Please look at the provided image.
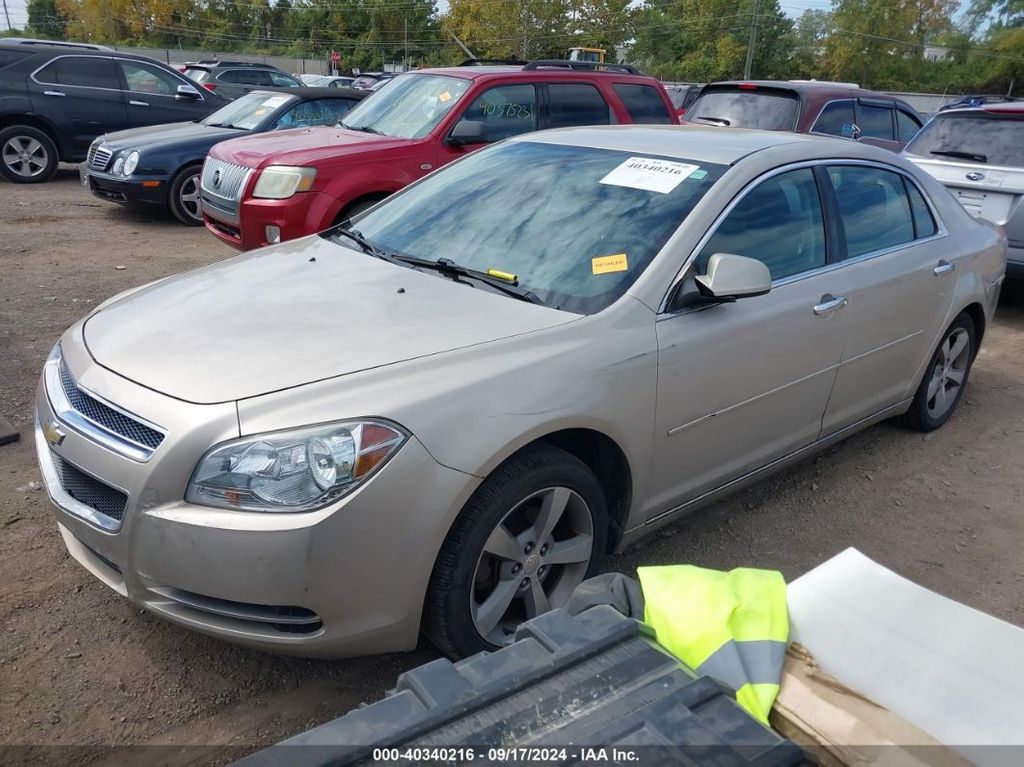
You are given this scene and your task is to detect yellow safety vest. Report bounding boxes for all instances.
[638,564,787,724]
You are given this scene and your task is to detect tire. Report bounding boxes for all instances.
[336,198,382,226]
[0,125,59,184]
[898,312,976,432]
[168,164,203,226]
[423,446,608,659]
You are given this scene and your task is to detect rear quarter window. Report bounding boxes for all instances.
[612,84,673,124]
[687,87,799,130]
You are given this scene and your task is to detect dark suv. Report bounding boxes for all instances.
[183,62,302,100]
[201,60,679,250]
[0,38,226,184]
[684,80,923,151]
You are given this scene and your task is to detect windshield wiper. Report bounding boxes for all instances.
[340,122,385,135]
[696,115,731,126]
[331,227,402,264]
[395,256,546,306]
[930,148,988,163]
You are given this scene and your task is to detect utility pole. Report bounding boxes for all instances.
[2,0,11,32]
[743,0,762,80]
[404,18,408,71]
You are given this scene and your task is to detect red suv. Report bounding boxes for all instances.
[684,80,923,152]
[200,60,677,250]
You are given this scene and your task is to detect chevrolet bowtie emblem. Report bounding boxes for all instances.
[42,420,65,447]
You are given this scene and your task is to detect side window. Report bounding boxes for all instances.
[457,84,537,142]
[220,69,267,85]
[697,168,826,281]
[813,100,856,138]
[857,103,895,140]
[119,61,181,96]
[276,98,355,129]
[269,71,299,87]
[827,165,915,258]
[897,109,922,142]
[904,179,938,238]
[612,84,673,124]
[37,56,119,89]
[547,83,611,129]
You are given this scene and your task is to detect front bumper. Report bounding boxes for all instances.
[35,333,479,657]
[80,163,168,209]
[203,190,338,251]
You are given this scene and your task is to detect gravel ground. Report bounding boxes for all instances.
[1,171,1022,763]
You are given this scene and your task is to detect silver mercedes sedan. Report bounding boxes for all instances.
[36,126,1007,658]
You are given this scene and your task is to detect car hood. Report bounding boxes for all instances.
[98,121,247,153]
[209,126,416,168]
[83,236,575,404]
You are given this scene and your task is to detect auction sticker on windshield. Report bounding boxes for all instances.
[262,95,292,109]
[600,157,700,194]
[592,253,628,274]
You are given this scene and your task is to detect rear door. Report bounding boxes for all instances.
[28,55,127,159]
[117,59,215,126]
[612,82,675,124]
[819,163,955,433]
[855,97,900,152]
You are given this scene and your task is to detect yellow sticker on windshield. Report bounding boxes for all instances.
[592,254,628,274]
[439,91,452,102]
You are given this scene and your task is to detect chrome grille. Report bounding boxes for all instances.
[200,158,251,224]
[51,451,128,524]
[89,146,113,172]
[58,359,164,450]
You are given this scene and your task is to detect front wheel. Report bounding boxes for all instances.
[899,313,976,432]
[168,164,203,225]
[423,446,608,658]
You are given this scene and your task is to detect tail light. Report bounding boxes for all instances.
[202,83,217,92]
[677,108,687,124]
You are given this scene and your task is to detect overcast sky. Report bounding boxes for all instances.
[2,0,840,37]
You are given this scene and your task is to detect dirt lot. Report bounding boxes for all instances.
[1,171,1023,763]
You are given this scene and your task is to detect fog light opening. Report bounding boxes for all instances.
[265,225,281,244]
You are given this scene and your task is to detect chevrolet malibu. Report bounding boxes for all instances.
[36,127,1006,659]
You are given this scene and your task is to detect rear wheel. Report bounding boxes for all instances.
[0,125,59,183]
[423,446,608,658]
[898,313,976,432]
[168,164,203,225]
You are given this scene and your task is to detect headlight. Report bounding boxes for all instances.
[252,165,316,199]
[186,420,407,512]
[112,156,125,175]
[123,151,140,176]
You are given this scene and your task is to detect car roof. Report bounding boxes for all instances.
[939,103,1024,116]
[0,37,112,52]
[248,86,366,101]
[512,124,819,165]
[408,63,658,83]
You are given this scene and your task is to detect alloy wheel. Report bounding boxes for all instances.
[2,135,48,179]
[470,486,594,645]
[926,327,970,419]
[178,173,202,222]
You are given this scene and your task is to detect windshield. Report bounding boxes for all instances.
[906,112,1024,167]
[201,92,295,130]
[345,140,725,314]
[688,87,800,130]
[341,74,471,139]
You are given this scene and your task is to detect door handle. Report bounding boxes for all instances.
[43,90,65,97]
[934,260,956,276]
[813,294,848,316]
[129,100,149,107]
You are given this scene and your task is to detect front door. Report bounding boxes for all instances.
[117,59,214,126]
[28,55,127,159]
[650,167,848,515]
[435,83,538,168]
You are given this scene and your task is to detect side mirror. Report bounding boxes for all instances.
[176,84,201,101]
[695,253,771,300]
[447,120,487,146]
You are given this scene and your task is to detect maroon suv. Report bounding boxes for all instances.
[201,60,678,250]
[684,80,923,152]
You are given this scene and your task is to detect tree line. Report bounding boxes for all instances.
[17,0,1024,93]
